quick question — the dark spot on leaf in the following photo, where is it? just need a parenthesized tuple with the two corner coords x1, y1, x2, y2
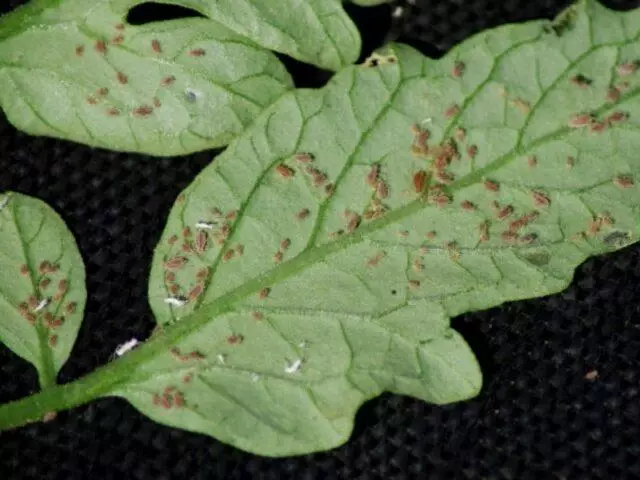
(126, 3, 206, 25)
(184, 89, 199, 103)
(523, 250, 551, 266)
(603, 230, 632, 248)
(391, 289, 397, 295)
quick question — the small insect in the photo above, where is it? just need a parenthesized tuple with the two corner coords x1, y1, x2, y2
(452, 61, 465, 78)
(115, 338, 140, 357)
(467, 145, 478, 158)
(182, 374, 193, 383)
(366, 164, 380, 188)
(497, 205, 514, 220)
(527, 156, 537, 168)
(531, 190, 551, 207)
(569, 74, 591, 87)
(568, 113, 592, 128)
(165, 256, 188, 270)
(426, 231, 437, 239)
(106, 108, 120, 117)
(252, 311, 264, 321)
(95, 40, 107, 54)
(605, 87, 621, 103)
(111, 35, 124, 45)
(375, 180, 389, 199)
(510, 98, 531, 114)
(501, 231, 518, 243)
(412, 258, 424, 272)
(284, 358, 303, 374)
(606, 111, 628, 124)
(617, 61, 638, 76)
(19, 264, 29, 276)
(444, 104, 460, 119)
(222, 249, 235, 262)
(613, 175, 634, 188)
(151, 39, 162, 53)
(195, 231, 208, 253)
(484, 180, 500, 192)
(584, 369, 599, 381)
(433, 194, 451, 208)
(479, 221, 490, 242)
(366, 251, 385, 267)
(195, 221, 215, 230)
(274, 251, 283, 263)
(509, 212, 538, 232)
(164, 296, 187, 307)
(39, 278, 51, 289)
(173, 392, 185, 408)
(408, 279, 421, 289)
(295, 152, 314, 163)
(435, 171, 454, 184)
(189, 48, 206, 57)
(187, 285, 203, 302)
(275, 164, 295, 178)
(58, 280, 69, 294)
(235, 244, 245, 256)
(454, 127, 466, 142)
(182, 227, 192, 238)
(566, 156, 576, 169)
(86, 95, 98, 105)
(25, 313, 36, 325)
(280, 238, 291, 250)
(347, 214, 361, 233)
(34, 298, 49, 313)
(227, 334, 244, 345)
(75, 45, 84, 56)
(115, 23, 125, 30)
(49, 335, 58, 347)
(65, 302, 77, 314)
(161, 75, 176, 87)
(259, 287, 270, 299)
(412, 170, 428, 194)
(460, 200, 476, 211)
(589, 121, 607, 133)
(519, 233, 537, 245)
(133, 105, 154, 117)
(117, 72, 128, 84)
(446, 242, 461, 261)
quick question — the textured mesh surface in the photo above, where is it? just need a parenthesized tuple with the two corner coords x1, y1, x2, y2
(1, 0, 640, 478)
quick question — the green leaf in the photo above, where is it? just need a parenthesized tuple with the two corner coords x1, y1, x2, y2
(0, 192, 86, 389)
(0, 0, 293, 156)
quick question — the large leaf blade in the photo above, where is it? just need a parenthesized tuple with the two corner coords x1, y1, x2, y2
(0, 192, 86, 388)
(0, 0, 293, 156)
(120, 0, 637, 456)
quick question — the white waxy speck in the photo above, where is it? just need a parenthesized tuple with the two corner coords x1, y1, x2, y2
(195, 221, 215, 230)
(0, 194, 10, 211)
(34, 298, 49, 312)
(164, 297, 187, 307)
(250, 372, 261, 382)
(420, 117, 432, 125)
(115, 338, 140, 357)
(392, 6, 404, 18)
(217, 353, 226, 365)
(298, 341, 308, 349)
(284, 358, 303, 374)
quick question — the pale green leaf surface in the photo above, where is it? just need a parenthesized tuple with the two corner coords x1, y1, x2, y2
(116, 0, 638, 456)
(0, 0, 293, 156)
(0, 192, 86, 388)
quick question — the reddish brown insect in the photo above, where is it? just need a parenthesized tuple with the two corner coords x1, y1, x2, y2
(408, 279, 421, 289)
(65, 302, 77, 315)
(50, 318, 65, 329)
(39, 278, 51, 290)
(347, 214, 361, 233)
(189, 48, 206, 57)
(115, 23, 125, 30)
(222, 249, 235, 262)
(182, 227, 192, 238)
(508, 212, 538, 232)
(259, 287, 270, 299)
(49, 335, 58, 347)
(606, 111, 628, 124)
(151, 39, 162, 53)
(86, 95, 98, 105)
(484, 179, 500, 192)
(235, 244, 245, 256)
(433, 194, 451, 208)
(117, 72, 128, 84)
(452, 61, 465, 78)
(58, 279, 68, 294)
(412, 258, 424, 272)
(19, 264, 29, 276)
(187, 285, 203, 302)
(161, 75, 176, 87)
(165, 256, 188, 270)
(436, 171, 454, 185)
(460, 200, 476, 211)
(324, 183, 335, 196)
(227, 334, 244, 345)
(444, 104, 460, 119)
(173, 392, 185, 408)
(366, 251, 385, 267)
(111, 35, 124, 45)
(105, 107, 120, 117)
(519, 233, 537, 245)
(189, 351, 206, 360)
(182, 374, 193, 383)
(466, 145, 478, 159)
(479, 221, 490, 242)
(613, 175, 634, 188)
(606, 87, 621, 103)
(95, 40, 107, 54)
(412, 170, 427, 194)
(589, 121, 607, 133)
(168, 234, 179, 245)
(531, 190, 551, 207)
(133, 105, 154, 117)
(568, 113, 592, 128)
(169, 284, 180, 295)
(181, 242, 193, 254)
(280, 238, 291, 250)
(274, 251, 283, 264)
(18, 303, 29, 315)
(295, 152, 314, 163)
(497, 205, 514, 220)
(501, 231, 518, 243)
(195, 231, 208, 253)
(527, 156, 537, 168)
(27, 296, 38, 310)
(375, 180, 389, 199)
(366, 164, 380, 188)
(411, 143, 429, 157)
(570, 74, 591, 87)
(617, 61, 638, 76)
(24, 313, 36, 325)
(75, 45, 84, 57)
(433, 153, 450, 171)
(275, 164, 295, 178)
(160, 395, 171, 409)
(196, 268, 209, 282)
(226, 210, 238, 221)
(252, 311, 264, 321)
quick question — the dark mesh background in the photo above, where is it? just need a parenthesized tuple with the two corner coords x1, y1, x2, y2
(1, 0, 640, 478)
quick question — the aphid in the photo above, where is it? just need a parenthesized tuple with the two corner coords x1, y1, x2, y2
(324, 183, 335, 196)
(446, 242, 461, 261)
(235, 244, 245, 256)
(444, 104, 460, 119)
(181, 242, 193, 254)
(435, 171, 454, 184)
(519, 233, 537, 244)
(115, 338, 140, 357)
(433, 194, 451, 208)
(587, 218, 602, 236)
(484, 179, 500, 192)
(189, 48, 206, 57)
(189, 351, 205, 360)
(527, 156, 537, 168)
(454, 127, 466, 142)
(433, 152, 450, 170)
(613, 175, 634, 188)
(366, 164, 380, 188)
(412, 259, 424, 272)
(25, 313, 36, 325)
(280, 238, 291, 250)
(222, 249, 235, 262)
(252, 311, 264, 321)
(606, 111, 628, 124)
(39, 261, 52, 274)
(375, 180, 389, 199)
(195, 231, 208, 253)
(187, 285, 203, 302)
(165, 256, 188, 270)
(295, 152, 314, 163)
(312, 172, 328, 187)
(111, 35, 124, 45)
(133, 105, 154, 117)
(412, 170, 428, 194)
(566, 156, 576, 169)
(153, 97, 161, 108)
(173, 392, 185, 408)
(115, 23, 125, 30)
(226, 210, 238, 221)
(589, 121, 607, 133)
(366, 251, 385, 267)
(275, 164, 295, 178)
(49, 335, 58, 347)
(169, 284, 180, 295)
(98, 87, 111, 97)
(167, 234, 179, 246)
(570, 74, 591, 87)
(182, 374, 193, 383)
(65, 302, 77, 314)
(95, 40, 107, 54)
(161, 75, 176, 87)
(568, 113, 592, 128)
(617, 61, 638, 76)
(606, 87, 621, 103)
(227, 334, 244, 345)
(467, 145, 478, 158)
(117, 72, 128, 84)
(397, 230, 409, 238)
(497, 205, 514, 220)
(616, 81, 630, 91)
(347, 214, 361, 233)
(426, 231, 437, 239)
(274, 251, 283, 264)
(452, 61, 465, 78)
(510, 98, 531, 113)
(408, 279, 421, 289)
(531, 190, 551, 207)
(411, 143, 429, 157)
(419, 244, 429, 255)
(19, 264, 29, 276)
(284, 358, 303, 374)
(259, 287, 270, 299)
(18, 302, 29, 315)
(159, 395, 171, 409)
(151, 39, 162, 53)
(86, 95, 98, 105)
(34, 298, 49, 313)
(75, 45, 84, 56)
(181, 226, 192, 238)
(27, 295, 38, 310)
(39, 278, 51, 290)
(164, 296, 187, 307)
(152, 394, 162, 406)
(58, 279, 68, 295)
(509, 212, 538, 232)
(501, 231, 518, 243)
(106, 107, 120, 117)
(460, 200, 476, 211)
(479, 221, 490, 242)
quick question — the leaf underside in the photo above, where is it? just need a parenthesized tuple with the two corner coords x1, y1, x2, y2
(115, 0, 639, 457)
(0, 0, 293, 156)
(0, 192, 86, 389)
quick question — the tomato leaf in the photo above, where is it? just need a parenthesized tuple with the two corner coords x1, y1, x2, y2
(0, 0, 293, 155)
(0, 192, 86, 389)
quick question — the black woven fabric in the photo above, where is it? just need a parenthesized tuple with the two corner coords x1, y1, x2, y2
(1, 1, 640, 478)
